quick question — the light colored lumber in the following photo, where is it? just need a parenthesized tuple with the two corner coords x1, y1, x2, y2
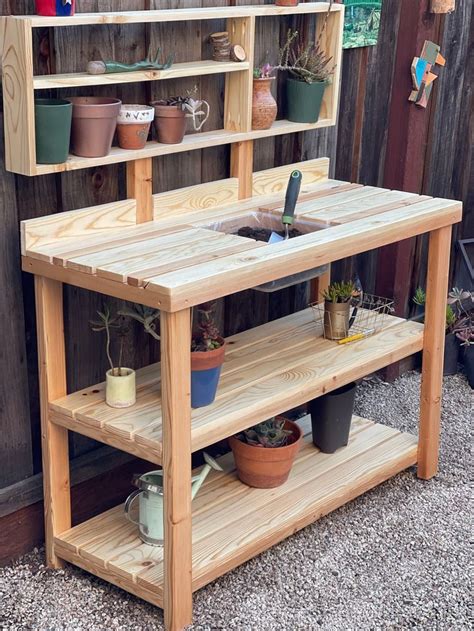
(316, 5, 345, 124)
(35, 276, 70, 568)
(418, 226, 452, 479)
(231, 141, 254, 199)
(252, 157, 330, 195)
(259, 182, 362, 212)
(310, 266, 331, 303)
(127, 158, 153, 223)
(153, 178, 239, 220)
(160, 310, 193, 631)
(224, 16, 255, 133)
(33, 60, 250, 89)
(430, 0, 455, 13)
(2, 17, 36, 176)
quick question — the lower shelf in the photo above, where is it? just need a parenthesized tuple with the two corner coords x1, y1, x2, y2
(54, 416, 418, 609)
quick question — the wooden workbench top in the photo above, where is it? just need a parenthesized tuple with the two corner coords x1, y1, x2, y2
(22, 179, 462, 311)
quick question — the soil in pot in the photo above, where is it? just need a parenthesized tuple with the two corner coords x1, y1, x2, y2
(229, 418, 302, 488)
(106, 368, 136, 408)
(237, 226, 301, 241)
(286, 78, 326, 123)
(309, 382, 356, 453)
(117, 104, 154, 150)
(70, 97, 122, 158)
(443, 332, 459, 376)
(34, 98, 72, 164)
(191, 338, 225, 408)
(152, 103, 186, 144)
(252, 78, 278, 130)
(35, 0, 75, 16)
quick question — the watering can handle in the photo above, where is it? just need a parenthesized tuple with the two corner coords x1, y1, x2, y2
(124, 489, 141, 525)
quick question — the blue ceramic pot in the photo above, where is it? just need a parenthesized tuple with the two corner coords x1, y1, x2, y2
(191, 339, 225, 408)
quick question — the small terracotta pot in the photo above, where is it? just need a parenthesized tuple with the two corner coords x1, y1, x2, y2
(152, 103, 186, 144)
(69, 97, 122, 158)
(252, 78, 278, 130)
(229, 418, 302, 488)
(275, 0, 299, 6)
(117, 104, 154, 150)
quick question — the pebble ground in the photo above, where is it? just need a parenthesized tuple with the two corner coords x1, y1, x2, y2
(1, 371, 472, 630)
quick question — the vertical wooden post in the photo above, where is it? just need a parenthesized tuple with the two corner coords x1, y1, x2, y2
(231, 140, 254, 199)
(127, 157, 153, 223)
(418, 226, 452, 479)
(161, 309, 193, 631)
(35, 276, 70, 568)
(310, 266, 331, 303)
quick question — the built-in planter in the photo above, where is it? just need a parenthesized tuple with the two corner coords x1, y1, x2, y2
(229, 418, 302, 488)
(152, 103, 186, 144)
(70, 97, 122, 158)
(117, 104, 154, 150)
(309, 382, 357, 453)
(191, 338, 225, 408)
(286, 78, 326, 124)
(106, 368, 136, 408)
(34, 98, 72, 164)
(252, 77, 277, 130)
(35, 0, 75, 16)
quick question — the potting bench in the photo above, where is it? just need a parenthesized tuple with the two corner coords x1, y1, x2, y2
(3, 4, 463, 631)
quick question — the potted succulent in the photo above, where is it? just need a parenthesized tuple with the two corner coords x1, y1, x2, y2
(191, 301, 225, 408)
(278, 22, 335, 123)
(229, 416, 302, 488)
(309, 383, 356, 454)
(252, 63, 278, 130)
(34, 98, 72, 164)
(322, 281, 357, 340)
(116, 104, 154, 150)
(90, 306, 135, 409)
(69, 96, 122, 158)
(35, 0, 75, 16)
(151, 88, 210, 144)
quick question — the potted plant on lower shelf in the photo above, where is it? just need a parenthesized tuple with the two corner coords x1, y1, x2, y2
(191, 301, 225, 408)
(229, 416, 302, 488)
(151, 88, 210, 144)
(90, 306, 135, 409)
(309, 383, 357, 454)
(322, 281, 357, 340)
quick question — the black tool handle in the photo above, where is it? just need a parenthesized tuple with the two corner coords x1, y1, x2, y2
(282, 170, 302, 226)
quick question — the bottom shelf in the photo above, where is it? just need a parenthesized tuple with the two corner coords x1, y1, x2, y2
(54, 416, 418, 609)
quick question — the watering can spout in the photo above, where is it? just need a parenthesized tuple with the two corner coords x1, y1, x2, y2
(191, 452, 223, 500)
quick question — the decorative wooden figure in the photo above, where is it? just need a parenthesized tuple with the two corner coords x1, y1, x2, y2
(409, 41, 446, 108)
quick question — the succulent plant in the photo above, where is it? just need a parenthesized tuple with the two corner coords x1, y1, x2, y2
(192, 301, 222, 352)
(241, 417, 293, 448)
(323, 281, 356, 304)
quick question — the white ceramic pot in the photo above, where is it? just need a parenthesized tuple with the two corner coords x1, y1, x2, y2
(106, 368, 136, 408)
(117, 104, 155, 125)
(117, 105, 154, 150)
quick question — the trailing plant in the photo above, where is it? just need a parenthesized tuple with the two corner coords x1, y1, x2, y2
(119, 304, 161, 341)
(323, 281, 356, 304)
(90, 305, 129, 376)
(239, 417, 293, 448)
(192, 301, 222, 352)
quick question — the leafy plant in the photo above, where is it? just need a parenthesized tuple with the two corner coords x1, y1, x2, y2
(240, 417, 293, 448)
(253, 62, 276, 79)
(413, 287, 426, 307)
(413, 287, 473, 332)
(119, 304, 161, 341)
(192, 301, 222, 352)
(90, 305, 129, 376)
(323, 281, 356, 304)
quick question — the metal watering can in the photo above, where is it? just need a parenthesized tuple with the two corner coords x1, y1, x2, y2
(124, 452, 223, 546)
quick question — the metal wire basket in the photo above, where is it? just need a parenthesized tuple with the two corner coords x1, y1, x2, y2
(310, 294, 395, 344)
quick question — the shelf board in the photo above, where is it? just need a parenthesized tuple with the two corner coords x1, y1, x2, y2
(33, 120, 333, 175)
(19, 3, 343, 28)
(33, 60, 250, 90)
(54, 415, 418, 608)
(50, 308, 424, 465)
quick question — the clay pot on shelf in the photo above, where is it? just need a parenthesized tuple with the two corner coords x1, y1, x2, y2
(252, 77, 278, 130)
(191, 339, 225, 408)
(229, 418, 302, 489)
(309, 382, 356, 454)
(286, 78, 326, 123)
(35, 0, 75, 16)
(69, 97, 121, 158)
(117, 104, 154, 150)
(152, 102, 186, 144)
(34, 98, 72, 164)
(275, 0, 299, 6)
(106, 368, 136, 408)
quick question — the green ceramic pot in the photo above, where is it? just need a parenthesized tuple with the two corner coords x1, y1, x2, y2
(286, 78, 326, 124)
(34, 98, 72, 164)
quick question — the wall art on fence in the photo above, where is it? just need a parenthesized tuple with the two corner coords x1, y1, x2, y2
(342, 0, 383, 49)
(409, 41, 446, 108)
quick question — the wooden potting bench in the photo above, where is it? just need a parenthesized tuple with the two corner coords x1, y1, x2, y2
(2, 4, 462, 631)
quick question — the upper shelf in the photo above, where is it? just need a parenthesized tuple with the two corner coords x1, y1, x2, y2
(13, 3, 343, 27)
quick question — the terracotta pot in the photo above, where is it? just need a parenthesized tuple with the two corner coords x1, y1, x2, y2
(117, 104, 154, 150)
(35, 0, 75, 16)
(275, 0, 299, 5)
(252, 78, 278, 130)
(191, 338, 225, 408)
(229, 418, 302, 488)
(69, 97, 121, 158)
(152, 103, 186, 144)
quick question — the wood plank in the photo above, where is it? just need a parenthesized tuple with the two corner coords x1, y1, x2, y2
(259, 182, 362, 212)
(225, 16, 255, 133)
(231, 141, 254, 199)
(316, 4, 345, 124)
(252, 157, 330, 195)
(291, 186, 388, 216)
(127, 158, 153, 224)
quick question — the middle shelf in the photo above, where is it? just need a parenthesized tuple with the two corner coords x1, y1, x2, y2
(50, 307, 424, 465)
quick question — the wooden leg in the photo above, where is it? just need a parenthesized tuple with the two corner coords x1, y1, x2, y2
(35, 276, 70, 568)
(418, 226, 452, 479)
(127, 157, 153, 223)
(161, 309, 193, 631)
(310, 266, 331, 303)
(231, 140, 254, 199)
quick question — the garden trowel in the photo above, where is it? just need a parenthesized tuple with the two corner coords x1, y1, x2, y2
(268, 169, 303, 244)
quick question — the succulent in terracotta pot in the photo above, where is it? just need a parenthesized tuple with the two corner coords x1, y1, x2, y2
(152, 87, 210, 144)
(117, 104, 154, 150)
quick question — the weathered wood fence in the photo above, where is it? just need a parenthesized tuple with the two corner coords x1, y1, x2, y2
(0, 0, 472, 562)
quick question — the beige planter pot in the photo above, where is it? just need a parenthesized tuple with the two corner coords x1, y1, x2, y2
(324, 301, 350, 340)
(106, 368, 136, 408)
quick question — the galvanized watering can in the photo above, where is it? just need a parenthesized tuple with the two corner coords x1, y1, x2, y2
(124, 452, 223, 546)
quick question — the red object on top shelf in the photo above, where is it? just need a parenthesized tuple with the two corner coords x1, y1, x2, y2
(35, 0, 76, 17)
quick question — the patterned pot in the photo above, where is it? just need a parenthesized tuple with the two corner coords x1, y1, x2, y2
(252, 78, 277, 130)
(35, 0, 75, 16)
(117, 104, 154, 150)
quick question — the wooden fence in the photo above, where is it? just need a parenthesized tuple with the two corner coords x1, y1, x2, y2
(0, 0, 471, 561)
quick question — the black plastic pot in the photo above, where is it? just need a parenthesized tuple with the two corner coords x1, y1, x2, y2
(443, 332, 459, 376)
(461, 344, 474, 388)
(309, 382, 356, 454)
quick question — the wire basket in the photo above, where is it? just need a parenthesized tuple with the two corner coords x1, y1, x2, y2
(310, 294, 395, 343)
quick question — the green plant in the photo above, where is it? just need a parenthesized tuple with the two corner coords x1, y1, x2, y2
(413, 287, 426, 307)
(192, 301, 222, 352)
(323, 281, 356, 304)
(119, 304, 161, 341)
(253, 62, 275, 79)
(240, 417, 293, 448)
(413, 287, 473, 332)
(90, 305, 129, 376)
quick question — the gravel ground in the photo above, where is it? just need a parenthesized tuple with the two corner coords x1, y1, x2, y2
(1, 371, 472, 631)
